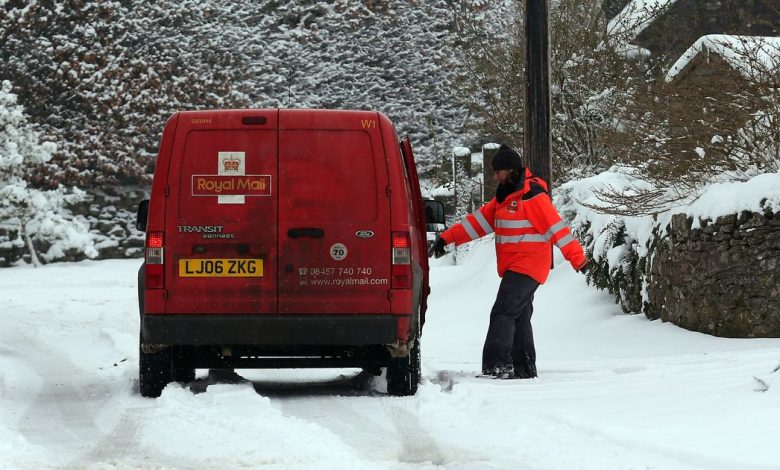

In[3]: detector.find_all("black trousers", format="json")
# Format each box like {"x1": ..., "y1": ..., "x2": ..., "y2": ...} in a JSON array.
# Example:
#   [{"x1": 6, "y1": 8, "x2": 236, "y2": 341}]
[{"x1": 482, "y1": 271, "x2": 540, "y2": 378}]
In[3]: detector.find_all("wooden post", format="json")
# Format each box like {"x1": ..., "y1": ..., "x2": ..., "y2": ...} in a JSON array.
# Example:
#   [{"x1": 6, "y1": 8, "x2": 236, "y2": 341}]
[
  {"x1": 523, "y1": 0, "x2": 552, "y2": 189},
  {"x1": 482, "y1": 144, "x2": 500, "y2": 203},
  {"x1": 524, "y1": 0, "x2": 554, "y2": 268}
]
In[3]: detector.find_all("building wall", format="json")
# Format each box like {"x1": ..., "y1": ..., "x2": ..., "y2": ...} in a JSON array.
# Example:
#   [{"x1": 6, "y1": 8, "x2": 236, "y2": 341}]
[
  {"x1": 634, "y1": 0, "x2": 780, "y2": 62},
  {"x1": 666, "y1": 53, "x2": 755, "y2": 157}
]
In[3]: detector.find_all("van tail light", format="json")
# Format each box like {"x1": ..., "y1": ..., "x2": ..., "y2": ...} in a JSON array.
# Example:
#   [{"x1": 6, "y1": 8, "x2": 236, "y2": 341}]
[
  {"x1": 145, "y1": 231, "x2": 164, "y2": 289},
  {"x1": 392, "y1": 232, "x2": 412, "y2": 289}
]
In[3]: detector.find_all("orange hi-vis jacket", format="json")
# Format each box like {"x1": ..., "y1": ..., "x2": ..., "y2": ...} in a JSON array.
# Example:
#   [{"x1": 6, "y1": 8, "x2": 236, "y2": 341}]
[{"x1": 440, "y1": 169, "x2": 587, "y2": 284}]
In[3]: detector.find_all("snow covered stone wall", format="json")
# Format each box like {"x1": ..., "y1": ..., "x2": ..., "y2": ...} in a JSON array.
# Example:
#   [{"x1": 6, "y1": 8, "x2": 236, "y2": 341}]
[
  {"x1": 76, "y1": 187, "x2": 147, "y2": 260},
  {"x1": 560, "y1": 172, "x2": 780, "y2": 339},
  {"x1": 0, "y1": 187, "x2": 145, "y2": 266},
  {"x1": 646, "y1": 209, "x2": 780, "y2": 337}
]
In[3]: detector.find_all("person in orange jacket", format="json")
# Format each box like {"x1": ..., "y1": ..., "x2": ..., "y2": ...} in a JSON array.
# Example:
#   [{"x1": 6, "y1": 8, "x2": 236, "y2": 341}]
[{"x1": 433, "y1": 144, "x2": 588, "y2": 379}]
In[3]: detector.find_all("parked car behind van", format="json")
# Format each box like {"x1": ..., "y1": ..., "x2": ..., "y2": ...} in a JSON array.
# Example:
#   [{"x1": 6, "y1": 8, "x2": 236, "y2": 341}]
[{"x1": 136, "y1": 109, "x2": 444, "y2": 397}]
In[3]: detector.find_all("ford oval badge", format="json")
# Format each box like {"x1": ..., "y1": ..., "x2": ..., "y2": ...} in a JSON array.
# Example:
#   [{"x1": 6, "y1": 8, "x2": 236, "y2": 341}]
[{"x1": 355, "y1": 230, "x2": 374, "y2": 239}]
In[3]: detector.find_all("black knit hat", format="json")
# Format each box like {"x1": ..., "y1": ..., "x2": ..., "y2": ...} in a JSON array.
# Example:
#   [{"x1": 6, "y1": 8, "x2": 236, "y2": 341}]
[{"x1": 491, "y1": 144, "x2": 523, "y2": 172}]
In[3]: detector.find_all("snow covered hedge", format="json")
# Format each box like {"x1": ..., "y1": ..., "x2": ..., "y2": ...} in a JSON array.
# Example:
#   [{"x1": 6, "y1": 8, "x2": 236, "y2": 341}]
[{"x1": 0, "y1": 1, "x2": 510, "y2": 188}]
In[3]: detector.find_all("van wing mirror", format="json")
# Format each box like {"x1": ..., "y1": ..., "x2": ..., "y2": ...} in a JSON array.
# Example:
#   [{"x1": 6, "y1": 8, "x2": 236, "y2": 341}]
[
  {"x1": 136, "y1": 199, "x2": 149, "y2": 232},
  {"x1": 423, "y1": 199, "x2": 446, "y2": 232}
]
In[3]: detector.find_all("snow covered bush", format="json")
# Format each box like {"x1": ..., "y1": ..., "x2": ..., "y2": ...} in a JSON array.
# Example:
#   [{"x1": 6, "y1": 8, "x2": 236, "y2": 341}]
[
  {"x1": 555, "y1": 171, "x2": 655, "y2": 313},
  {"x1": 0, "y1": 80, "x2": 97, "y2": 266}
]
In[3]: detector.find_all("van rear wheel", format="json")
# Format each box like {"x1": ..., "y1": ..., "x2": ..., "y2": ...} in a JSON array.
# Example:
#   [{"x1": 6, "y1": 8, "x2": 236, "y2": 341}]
[
  {"x1": 172, "y1": 359, "x2": 196, "y2": 383},
  {"x1": 139, "y1": 332, "x2": 172, "y2": 398},
  {"x1": 386, "y1": 338, "x2": 421, "y2": 396}
]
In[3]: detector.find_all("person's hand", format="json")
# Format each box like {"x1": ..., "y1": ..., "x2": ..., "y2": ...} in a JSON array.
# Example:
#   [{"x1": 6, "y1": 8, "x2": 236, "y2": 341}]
[
  {"x1": 433, "y1": 236, "x2": 447, "y2": 258},
  {"x1": 577, "y1": 261, "x2": 589, "y2": 274}
]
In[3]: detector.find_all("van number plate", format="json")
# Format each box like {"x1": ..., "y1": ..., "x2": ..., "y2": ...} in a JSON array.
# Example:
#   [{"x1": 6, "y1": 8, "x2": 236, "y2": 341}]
[{"x1": 178, "y1": 259, "x2": 263, "y2": 277}]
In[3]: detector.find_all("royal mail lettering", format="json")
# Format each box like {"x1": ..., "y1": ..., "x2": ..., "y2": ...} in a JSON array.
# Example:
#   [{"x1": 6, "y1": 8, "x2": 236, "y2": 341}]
[{"x1": 191, "y1": 175, "x2": 272, "y2": 197}]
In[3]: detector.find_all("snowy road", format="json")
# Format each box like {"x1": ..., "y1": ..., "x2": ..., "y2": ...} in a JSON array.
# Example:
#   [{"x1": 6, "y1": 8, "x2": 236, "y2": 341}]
[{"x1": 2, "y1": 243, "x2": 779, "y2": 469}]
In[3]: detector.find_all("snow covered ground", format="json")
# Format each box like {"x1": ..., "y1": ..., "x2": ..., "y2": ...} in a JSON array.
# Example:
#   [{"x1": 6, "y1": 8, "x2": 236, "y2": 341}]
[{"x1": 1, "y1": 241, "x2": 779, "y2": 469}]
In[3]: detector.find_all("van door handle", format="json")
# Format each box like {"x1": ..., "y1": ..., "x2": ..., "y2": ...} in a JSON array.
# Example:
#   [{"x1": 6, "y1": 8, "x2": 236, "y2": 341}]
[{"x1": 287, "y1": 227, "x2": 325, "y2": 239}]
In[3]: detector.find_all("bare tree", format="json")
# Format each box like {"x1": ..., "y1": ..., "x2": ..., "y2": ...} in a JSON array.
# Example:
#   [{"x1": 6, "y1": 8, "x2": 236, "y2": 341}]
[
  {"x1": 589, "y1": 36, "x2": 780, "y2": 216},
  {"x1": 454, "y1": 0, "x2": 650, "y2": 182}
]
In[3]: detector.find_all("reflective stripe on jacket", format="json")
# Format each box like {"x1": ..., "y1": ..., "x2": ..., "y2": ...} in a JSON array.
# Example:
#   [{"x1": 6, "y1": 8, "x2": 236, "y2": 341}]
[{"x1": 440, "y1": 169, "x2": 586, "y2": 284}]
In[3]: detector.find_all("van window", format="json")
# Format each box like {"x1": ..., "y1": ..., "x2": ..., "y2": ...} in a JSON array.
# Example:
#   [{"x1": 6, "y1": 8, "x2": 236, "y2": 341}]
[{"x1": 280, "y1": 130, "x2": 378, "y2": 223}]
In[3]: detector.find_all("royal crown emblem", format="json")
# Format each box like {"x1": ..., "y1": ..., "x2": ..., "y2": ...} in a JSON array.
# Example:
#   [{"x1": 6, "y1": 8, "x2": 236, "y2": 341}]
[{"x1": 223, "y1": 157, "x2": 241, "y2": 172}]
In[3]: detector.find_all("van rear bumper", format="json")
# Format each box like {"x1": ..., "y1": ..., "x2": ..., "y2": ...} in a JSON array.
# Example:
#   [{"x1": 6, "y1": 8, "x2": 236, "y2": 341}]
[{"x1": 142, "y1": 314, "x2": 404, "y2": 346}]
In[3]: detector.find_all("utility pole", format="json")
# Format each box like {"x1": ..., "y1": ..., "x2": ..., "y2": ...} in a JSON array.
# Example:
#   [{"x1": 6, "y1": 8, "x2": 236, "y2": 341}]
[
  {"x1": 451, "y1": 149, "x2": 457, "y2": 216},
  {"x1": 524, "y1": 0, "x2": 552, "y2": 189},
  {"x1": 450, "y1": 146, "x2": 473, "y2": 264},
  {"x1": 524, "y1": 0, "x2": 554, "y2": 268},
  {"x1": 482, "y1": 143, "x2": 499, "y2": 203},
  {"x1": 451, "y1": 149, "x2": 458, "y2": 264}
]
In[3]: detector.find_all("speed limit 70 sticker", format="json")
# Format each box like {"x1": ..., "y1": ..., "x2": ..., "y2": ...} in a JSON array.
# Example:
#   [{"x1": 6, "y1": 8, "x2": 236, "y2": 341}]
[{"x1": 330, "y1": 243, "x2": 347, "y2": 261}]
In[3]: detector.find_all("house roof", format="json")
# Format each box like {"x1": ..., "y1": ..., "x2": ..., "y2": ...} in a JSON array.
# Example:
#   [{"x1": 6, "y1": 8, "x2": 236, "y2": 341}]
[
  {"x1": 607, "y1": 0, "x2": 679, "y2": 43},
  {"x1": 665, "y1": 35, "x2": 780, "y2": 83}
]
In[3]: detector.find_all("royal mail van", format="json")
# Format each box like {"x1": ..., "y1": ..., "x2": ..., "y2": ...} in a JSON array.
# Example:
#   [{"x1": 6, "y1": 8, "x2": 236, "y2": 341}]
[{"x1": 136, "y1": 109, "x2": 443, "y2": 397}]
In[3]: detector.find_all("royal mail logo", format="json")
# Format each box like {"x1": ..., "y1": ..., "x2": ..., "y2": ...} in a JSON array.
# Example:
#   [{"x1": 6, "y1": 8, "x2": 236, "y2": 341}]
[
  {"x1": 192, "y1": 175, "x2": 272, "y2": 197},
  {"x1": 223, "y1": 157, "x2": 241, "y2": 172}
]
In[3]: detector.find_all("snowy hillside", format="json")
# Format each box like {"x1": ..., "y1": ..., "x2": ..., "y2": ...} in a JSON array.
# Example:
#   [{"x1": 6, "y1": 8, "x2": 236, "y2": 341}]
[{"x1": 2, "y1": 242, "x2": 779, "y2": 468}]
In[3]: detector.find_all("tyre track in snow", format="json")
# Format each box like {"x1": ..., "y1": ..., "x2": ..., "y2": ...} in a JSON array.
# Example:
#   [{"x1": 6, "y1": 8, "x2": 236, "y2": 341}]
[
  {"x1": 252, "y1": 372, "x2": 455, "y2": 467},
  {"x1": 68, "y1": 406, "x2": 146, "y2": 468},
  {"x1": 383, "y1": 398, "x2": 448, "y2": 466},
  {"x1": 1, "y1": 262, "x2": 142, "y2": 466},
  {"x1": 279, "y1": 396, "x2": 400, "y2": 459},
  {"x1": 253, "y1": 373, "x2": 401, "y2": 462},
  {"x1": 276, "y1": 395, "x2": 452, "y2": 467},
  {"x1": 9, "y1": 332, "x2": 145, "y2": 468},
  {"x1": 15, "y1": 342, "x2": 108, "y2": 448}
]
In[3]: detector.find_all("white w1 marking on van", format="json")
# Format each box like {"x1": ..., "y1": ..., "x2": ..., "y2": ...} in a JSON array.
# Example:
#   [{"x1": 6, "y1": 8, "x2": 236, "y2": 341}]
[{"x1": 308, "y1": 277, "x2": 388, "y2": 287}]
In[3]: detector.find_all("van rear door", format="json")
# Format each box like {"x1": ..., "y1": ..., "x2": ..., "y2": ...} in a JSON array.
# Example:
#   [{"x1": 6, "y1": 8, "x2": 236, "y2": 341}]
[
  {"x1": 277, "y1": 110, "x2": 391, "y2": 315},
  {"x1": 165, "y1": 110, "x2": 279, "y2": 315}
]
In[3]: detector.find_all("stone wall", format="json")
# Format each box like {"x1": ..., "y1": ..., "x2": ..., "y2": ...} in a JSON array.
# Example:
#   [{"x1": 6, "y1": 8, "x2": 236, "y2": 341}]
[
  {"x1": 646, "y1": 209, "x2": 780, "y2": 337},
  {"x1": 0, "y1": 186, "x2": 147, "y2": 266},
  {"x1": 81, "y1": 186, "x2": 148, "y2": 260}
]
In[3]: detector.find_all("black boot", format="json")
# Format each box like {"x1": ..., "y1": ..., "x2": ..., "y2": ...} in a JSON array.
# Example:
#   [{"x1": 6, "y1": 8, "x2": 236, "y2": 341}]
[{"x1": 482, "y1": 364, "x2": 515, "y2": 379}]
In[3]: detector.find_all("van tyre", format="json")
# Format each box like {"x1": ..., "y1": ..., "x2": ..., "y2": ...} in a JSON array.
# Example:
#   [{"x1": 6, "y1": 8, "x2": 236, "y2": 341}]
[
  {"x1": 172, "y1": 366, "x2": 196, "y2": 383},
  {"x1": 386, "y1": 338, "x2": 421, "y2": 396},
  {"x1": 139, "y1": 332, "x2": 172, "y2": 398},
  {"x1": 172, "y1": 360, "x2": 196, "y2": 383}
]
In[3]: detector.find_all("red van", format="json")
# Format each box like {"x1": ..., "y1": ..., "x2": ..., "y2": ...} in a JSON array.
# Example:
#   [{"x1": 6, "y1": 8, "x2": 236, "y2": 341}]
[{"x1": 136, "y1": 109, "x2": 442, "y2": 397}]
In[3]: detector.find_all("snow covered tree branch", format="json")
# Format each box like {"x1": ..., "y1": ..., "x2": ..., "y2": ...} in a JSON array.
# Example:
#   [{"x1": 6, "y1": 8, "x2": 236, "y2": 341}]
[{"x1": 0, "y1": 80, "x2": 97, "y2": 266}]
